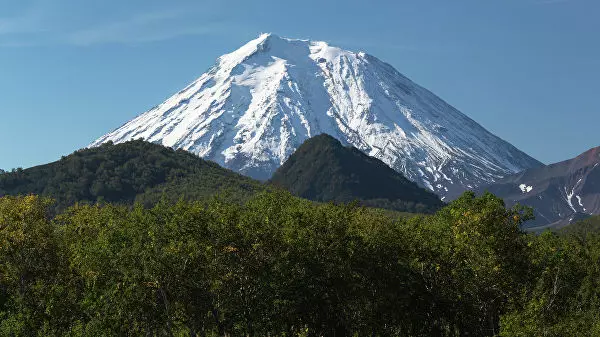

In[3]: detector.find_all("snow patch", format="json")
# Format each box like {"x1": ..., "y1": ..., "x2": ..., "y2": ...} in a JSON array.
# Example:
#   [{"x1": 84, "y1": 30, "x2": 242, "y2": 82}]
[
  {"x1": 576, "y1": 195, "x2": 583, "y2": 207},
  {"x1": 576, "y1": 195, "x2": 587, "y2": 212},
  {"x1": 519, "y1": 184, "x2": 533, "y2": 193},
  {"x1": 564, "y1": 178, "x2": 585, "y2": 213}
]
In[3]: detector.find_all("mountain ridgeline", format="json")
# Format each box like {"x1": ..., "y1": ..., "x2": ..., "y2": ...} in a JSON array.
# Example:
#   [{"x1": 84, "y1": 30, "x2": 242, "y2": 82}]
[
  {"x1": 271, "y1": 134, "x2": 444, "y2": 213},
  {"x1": 478, "y1": 146, "x2": 600, "y2": 229},
  {"x1": 0, "y1": 140, "x2": 263, "y2": 212},
  {"x1": 0, "y1": 137, "x2": 443, "y2": 214}
]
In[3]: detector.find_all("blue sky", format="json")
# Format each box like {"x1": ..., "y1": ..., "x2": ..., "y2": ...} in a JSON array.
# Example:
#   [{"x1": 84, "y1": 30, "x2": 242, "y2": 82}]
[{"x1": 0, "y1": 0, "x2": 598, "y2": 170}]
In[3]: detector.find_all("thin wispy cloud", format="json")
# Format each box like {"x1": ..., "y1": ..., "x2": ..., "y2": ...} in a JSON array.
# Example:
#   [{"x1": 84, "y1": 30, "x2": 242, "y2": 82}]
[
  {"x1": 0, "y1": 1, "x2": 59, "y2": 48},
  {"x1": 0, "y1": 2, "x2": 235, "y2": 47},
  {"x1": 0, "y1": 1, "x2": 48, "y2": 36},
  {"x1": 68, "y1": 9, "x2": 226, "y2": 46},
  {"x1": 534, "y1": 0, "x2": 573, "y2": 4}
]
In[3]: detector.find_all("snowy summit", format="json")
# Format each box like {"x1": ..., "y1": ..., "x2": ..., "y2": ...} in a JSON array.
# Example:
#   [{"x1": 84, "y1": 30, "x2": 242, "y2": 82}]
[{"x1": 92, "y1": 33, "x2": 541, "y2": 199}]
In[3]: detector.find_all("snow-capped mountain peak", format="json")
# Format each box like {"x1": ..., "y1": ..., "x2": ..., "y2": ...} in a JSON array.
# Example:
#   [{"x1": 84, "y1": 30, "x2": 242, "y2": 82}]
[{"x1": 92, "y1": 33, "x2": 542, "y2": 199}]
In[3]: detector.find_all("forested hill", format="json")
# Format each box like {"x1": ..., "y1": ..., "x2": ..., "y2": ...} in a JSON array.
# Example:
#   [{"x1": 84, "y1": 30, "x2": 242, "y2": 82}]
[
  {"x1": 0, "y1": 140, "x2": 263, "y2": 212},
  {"x1": 0, "y1": 137, "x2": 443, "y2": 215},
  {"x1": 270, "y1": 134, "x2": 444, "y2": 213}
]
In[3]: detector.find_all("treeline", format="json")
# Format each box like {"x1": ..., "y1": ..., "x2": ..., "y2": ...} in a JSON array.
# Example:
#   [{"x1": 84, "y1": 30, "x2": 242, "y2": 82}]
[{"x1": 1, "y1": 191, "x2": 600, "y2": 336}]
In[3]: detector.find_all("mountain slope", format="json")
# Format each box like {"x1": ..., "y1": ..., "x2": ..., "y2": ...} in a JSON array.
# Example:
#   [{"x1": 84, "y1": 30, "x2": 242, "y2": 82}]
[
  {"x1": 0, "y1": 140, "x2": 263, "y2": 212},
  {"x1": 559, "y1": 214, "x2": 600, "y2": 236},
  {"x1": 92, "y1": 33, "x2": 541, "y2": 199},
  {"x1": 270, "y1": 134, "x2": 444, "y2": 213},
  {"x1": 478, "y1": 146, "x2": 600, "y2": 229}
]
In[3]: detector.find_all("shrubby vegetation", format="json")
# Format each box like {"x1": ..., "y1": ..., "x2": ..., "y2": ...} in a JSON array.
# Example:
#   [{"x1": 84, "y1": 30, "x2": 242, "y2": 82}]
[
  {"x1": 497, "y1": 213, "x2": 600, "y2": 335},
  {"x1": 2, "y1": 190, "x2": 598, "y2": 336}
]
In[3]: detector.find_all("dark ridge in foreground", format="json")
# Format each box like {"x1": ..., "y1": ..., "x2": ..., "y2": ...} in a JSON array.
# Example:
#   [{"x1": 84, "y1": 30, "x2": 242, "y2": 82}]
[{"x1": 270, "y1": 134, "x2": 444, "y2": 213}]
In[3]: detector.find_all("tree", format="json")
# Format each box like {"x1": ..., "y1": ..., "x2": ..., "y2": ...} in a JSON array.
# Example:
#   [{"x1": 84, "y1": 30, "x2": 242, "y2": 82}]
[
  {"x1": 404, "y1": 192, "x2": 534, "y2": 336},
  {"x1": 0, "y1": 195, "x2": 66, "y2": 335},
  {"x1": 500, "y1": 231, "x2": 600, "y2": 336}
]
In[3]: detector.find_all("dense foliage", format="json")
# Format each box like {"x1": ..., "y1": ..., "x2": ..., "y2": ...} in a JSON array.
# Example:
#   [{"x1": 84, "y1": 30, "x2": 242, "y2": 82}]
[
  {"x1": 4, "y1": 190, "x2": 598, "y2": 336},
  {"x1": 0, "y1": 140, "x2": 263, "y2": 212},
  {"x1": 270, "y1": 134, "x2": 444, "y2": 214}
]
